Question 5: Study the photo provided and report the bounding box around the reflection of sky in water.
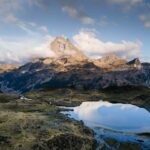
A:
[62,101,150,133]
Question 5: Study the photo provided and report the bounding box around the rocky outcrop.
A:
[50,37,87,60]
[91,56,128,74]
[0,64,19,73]
[127,58,141,69]
[32,133,96,150]
[99,55,127,66]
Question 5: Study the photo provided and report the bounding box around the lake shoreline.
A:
[61,101,150,149]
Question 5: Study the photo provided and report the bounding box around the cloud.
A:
[0,30,144,64]
[107,0,144,11]
[62,5,95,25]
[2,14,49,34]
[109,0,143,5]
[0,0,49,34]
[38,26,49,33]
[0,0,22,15]
[2,14,36,34]
[27,0,51,9]
[139,14,150,28]
[4,14,18,22]
[0,35,55,64]
[73,30,142,59]
[0,0,22,23]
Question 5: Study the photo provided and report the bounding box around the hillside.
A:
[0,64,19,73]
[0,37,149,93]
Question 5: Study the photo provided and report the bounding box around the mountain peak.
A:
[50,37,87,60]
[54,36,68,44]
[128,58,141,65]
[127,58,141,69]
[98,54,127,66]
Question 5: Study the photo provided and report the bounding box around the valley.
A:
[1,1,150,149]
[0,87,150,150]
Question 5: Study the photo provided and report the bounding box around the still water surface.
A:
[62,101,150,148]
[62,101,150,133]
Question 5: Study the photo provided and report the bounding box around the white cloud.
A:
[38,26,49,33]
[73,30,142,59]
[2,14,49,34]
[139,14,150,28]
[0,35,55,64]
[28,22,37,27]
[109,0,143,5]
[107,0,144,11]
[62,5,95,25]
[4,14,18,22]
[0,0,22,15]
[0,0,49,34]
[0,30,144,64]
[3,14,36,35]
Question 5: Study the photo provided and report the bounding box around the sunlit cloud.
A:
[0,35,55,64]
[73,30,142,59]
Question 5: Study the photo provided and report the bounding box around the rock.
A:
[0,64,19,73]
[98,54,127,66]
[127,58,141,69]
[0,135,11,144]
[50,37,87,60]
[32,134,96,150]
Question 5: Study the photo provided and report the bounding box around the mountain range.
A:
[0,37,150,93]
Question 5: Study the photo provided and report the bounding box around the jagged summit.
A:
[94,54,127,68]
[127,58,141,68]
[99,54,126,63]
[0,53,149,93]
[50,36,87,60]
[128,58,140,64]
[0,37,149,93]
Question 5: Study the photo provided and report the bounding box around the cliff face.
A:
[50,37,87,60]
[0,37,149,93]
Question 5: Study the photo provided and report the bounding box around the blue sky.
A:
[0,0,150,63]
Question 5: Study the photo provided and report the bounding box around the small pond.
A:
[61,101,150,148]
[62,101,150,133]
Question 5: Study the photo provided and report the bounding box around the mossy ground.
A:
[101,86,150,111]
[0,93,96,150]
[0,87,149,150]
[26,87,150,110]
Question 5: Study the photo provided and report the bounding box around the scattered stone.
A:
[0,135,11,144]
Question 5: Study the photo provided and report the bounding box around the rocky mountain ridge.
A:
[50,36,87,60]
[0,64,19,73]
[0,37,149,93]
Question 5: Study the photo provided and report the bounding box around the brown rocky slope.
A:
[0,37,149,93]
